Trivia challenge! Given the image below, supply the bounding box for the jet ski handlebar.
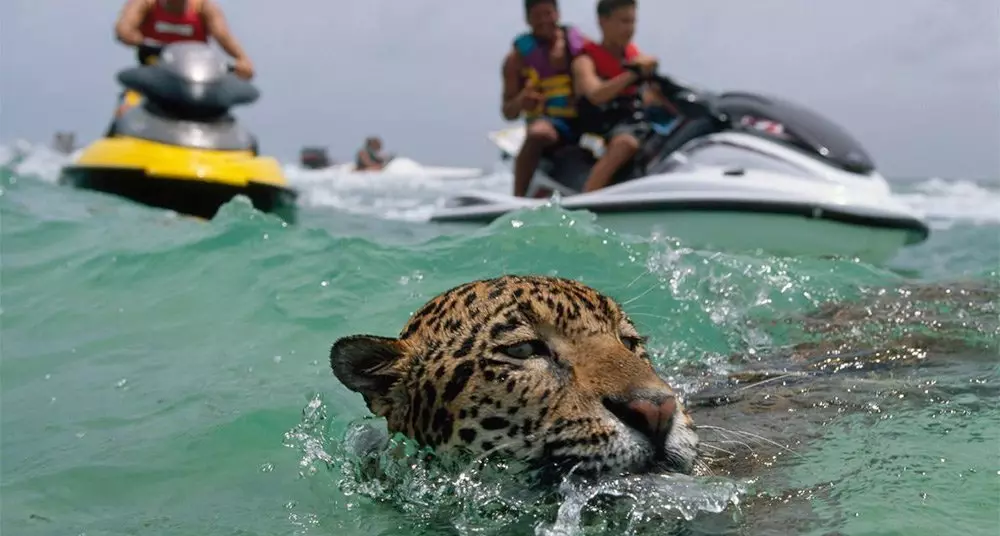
[648,73,730,126]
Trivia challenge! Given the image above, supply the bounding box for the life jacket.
[356,146,386,169]
[139,0,209,49]
[576,41,648,133]
[583,41,643,101]
[513,25,587,120]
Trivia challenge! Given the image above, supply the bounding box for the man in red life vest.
[570,0,670,193]
[107,0,256,130]
[114,0,254,78]
[501,0,590,197]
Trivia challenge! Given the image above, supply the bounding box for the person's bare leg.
[582,133,640,193]
[513,120,559,197]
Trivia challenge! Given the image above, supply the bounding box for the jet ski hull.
[60,136,298,223]
[432,121,931,264]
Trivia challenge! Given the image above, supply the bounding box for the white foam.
[284,159,511,221]
[1,140,72,184]
[0,146,16,167]
[894,177,1000,228]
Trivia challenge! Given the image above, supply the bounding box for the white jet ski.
[429,79,930,264]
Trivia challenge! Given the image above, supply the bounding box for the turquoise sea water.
[1,145,998,535]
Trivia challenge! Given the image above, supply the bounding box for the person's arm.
[571,55,640,107]
[202,0,249,61]
[501,48,525,120]
[357,149,379,170]
[114,0,152,46]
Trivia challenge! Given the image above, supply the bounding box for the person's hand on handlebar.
[231,56,254,80]
[631,55,659,77]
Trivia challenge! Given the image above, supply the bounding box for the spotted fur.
[330,274,699,478]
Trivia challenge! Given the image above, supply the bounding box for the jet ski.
[60,42,298,223]
[429,77,930,264]
[300,146,334,170]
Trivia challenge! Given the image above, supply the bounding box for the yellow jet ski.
[60,42,298,224]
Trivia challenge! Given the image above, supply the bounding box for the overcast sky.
[1,0,997,179]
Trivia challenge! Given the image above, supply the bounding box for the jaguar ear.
[330,334,406,415]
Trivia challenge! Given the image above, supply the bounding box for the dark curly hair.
[525,0,557,14]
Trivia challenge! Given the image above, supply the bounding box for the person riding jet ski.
[570,0,719,193]
[108,0,255,133]
[355,136,393,171]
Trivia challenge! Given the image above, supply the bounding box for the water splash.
[284,401,746,536]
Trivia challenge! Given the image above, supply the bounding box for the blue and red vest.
[513,25,587,120]
[576,41,653,133]
[582,41,641,95]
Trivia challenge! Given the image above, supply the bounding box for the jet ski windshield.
[715,92,877,175]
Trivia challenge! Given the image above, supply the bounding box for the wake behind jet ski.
[430,75,930,264]
[61,42,297,223]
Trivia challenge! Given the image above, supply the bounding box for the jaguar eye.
[621,336,646,352]
[499,340,551,359]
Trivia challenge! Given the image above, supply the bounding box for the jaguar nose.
[603,393,677,446]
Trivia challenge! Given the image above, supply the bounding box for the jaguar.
[329,274,700,478]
